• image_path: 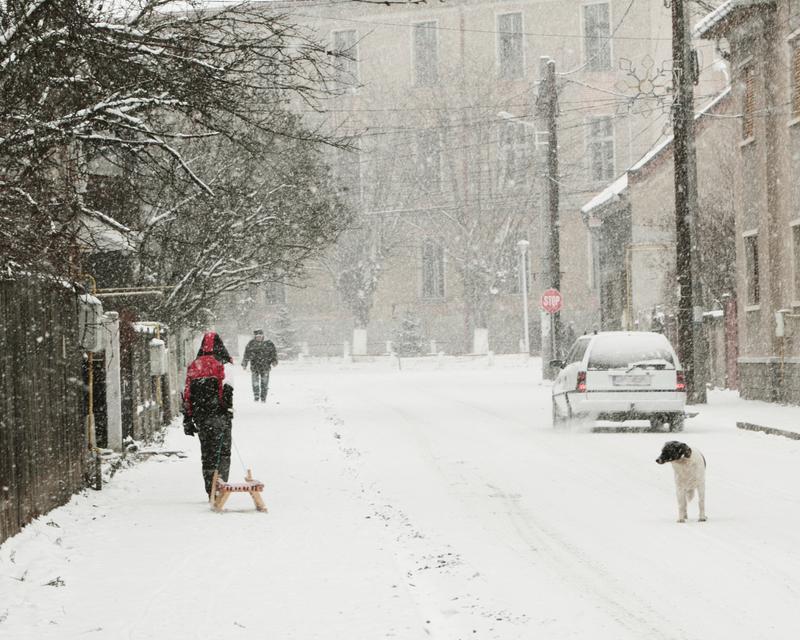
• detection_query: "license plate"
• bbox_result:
[612,375,650,386]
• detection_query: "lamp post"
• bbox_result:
[517,239,530,354]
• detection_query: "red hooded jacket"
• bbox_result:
[183,332,229,417]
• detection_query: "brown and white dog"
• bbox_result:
[656,441,707,523]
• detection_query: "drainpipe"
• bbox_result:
[81,273,102,490]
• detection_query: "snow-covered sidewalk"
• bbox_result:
[0,368,423,639]
[694,388,800,438]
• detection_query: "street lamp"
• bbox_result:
[517,239,530,355]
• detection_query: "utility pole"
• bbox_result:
[518,239,531,354]
[538,56,561,379]
[671,0,707,403]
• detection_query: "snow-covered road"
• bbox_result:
[3,358,800,639]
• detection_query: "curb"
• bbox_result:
[736,422,800,440]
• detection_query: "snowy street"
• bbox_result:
[2,358,800,639]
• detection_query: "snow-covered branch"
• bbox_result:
[0,0,348,282]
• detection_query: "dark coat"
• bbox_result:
[242,338,278,372]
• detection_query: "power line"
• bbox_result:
[286,9,680,42]
[321,90,722,144]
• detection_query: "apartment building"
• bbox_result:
[221,1,698,356]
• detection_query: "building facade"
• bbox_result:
[219,1,721,356]
[696,0,800,402]
[582,88,737,329]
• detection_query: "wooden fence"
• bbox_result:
[0,276,86,544]
[115,317,193,444]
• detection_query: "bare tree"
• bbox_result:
[311,54,544,351]
[316,125,413,331]
[0,0,345,283]
[132,125,350,326]
[415,64,544,348]
[697,132,737,306]
[319,212,403,329]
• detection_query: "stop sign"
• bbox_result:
[540,288,563,314]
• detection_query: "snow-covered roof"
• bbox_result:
[694,0,775,39]
[580,174,628,215]
[581,87,732,217]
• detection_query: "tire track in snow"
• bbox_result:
[369,379,688,639]
[315,393,532,638]
[426,387,800,640]
[478,481,685,640]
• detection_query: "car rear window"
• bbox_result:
[587,334,675,370]
[566,337,590,364]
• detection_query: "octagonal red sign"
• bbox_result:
[540,288,563,314]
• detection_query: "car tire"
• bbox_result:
[669,414,685,432]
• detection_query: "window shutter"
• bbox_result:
[743,67,755,139]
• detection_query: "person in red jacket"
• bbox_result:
[183,332,234,496]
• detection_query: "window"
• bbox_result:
[416,130,441,191]
[498,122,531,188]
[743,66,755,139]
[422,240,445,298]
[497,13,524,80]
[567,337,590,364]
[332,30,359,92]
[413,21,438,87]
[333,148,362,202]
[587,334,675,370]
[744,233,760,305]
[793,224,800,300]
[265,282,286,306]
[587,116,615,182]
[583,2,612,71]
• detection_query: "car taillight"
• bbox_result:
[576,371,587,392]
[676,370,686,392]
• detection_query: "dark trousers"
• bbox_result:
[197,414,232,495]
[251,369,270,401]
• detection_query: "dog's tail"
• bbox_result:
[686,488,696,502]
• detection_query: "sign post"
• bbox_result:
[540,288,563,379]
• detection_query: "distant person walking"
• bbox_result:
[242,329,278,402]
[183,332,234,496]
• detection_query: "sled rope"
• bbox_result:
[232,439,247,474]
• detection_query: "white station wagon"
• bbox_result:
[551,331,687,431]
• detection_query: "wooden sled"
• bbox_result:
[209,469,267,513]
